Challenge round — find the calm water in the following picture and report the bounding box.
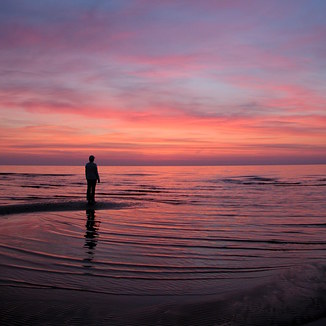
[1,165,326,324]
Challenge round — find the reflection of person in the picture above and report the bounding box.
[85,155,100,204]
[83,208,100,268]
[84,209,99,250]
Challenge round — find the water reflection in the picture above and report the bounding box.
[83,208,100,269]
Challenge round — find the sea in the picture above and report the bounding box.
[0,165,326,325]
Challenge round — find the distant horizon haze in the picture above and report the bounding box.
[1,155,325,166]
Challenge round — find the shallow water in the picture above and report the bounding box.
[0,165,326,324]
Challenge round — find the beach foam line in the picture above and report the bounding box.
[0,201,131,216]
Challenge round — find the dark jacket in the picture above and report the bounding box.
[85,162,100,181]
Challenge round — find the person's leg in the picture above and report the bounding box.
[91,180,96,202]
[87,180,92,201]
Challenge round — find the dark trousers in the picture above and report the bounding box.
[87,179,97,202]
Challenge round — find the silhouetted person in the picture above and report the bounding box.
[85,155,100,204]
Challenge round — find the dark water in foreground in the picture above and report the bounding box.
[0,165,326,325]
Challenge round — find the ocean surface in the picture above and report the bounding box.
[1,165,326,325]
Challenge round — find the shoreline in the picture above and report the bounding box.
[0,201,131,216]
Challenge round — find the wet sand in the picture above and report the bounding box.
[305,318,326,326]
[1,204,326,325]
[1,285,326,326]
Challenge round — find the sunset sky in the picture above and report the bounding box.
[1,0,326,165]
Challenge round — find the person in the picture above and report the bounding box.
[85,155,100,204]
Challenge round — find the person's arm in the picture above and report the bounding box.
[96,166,100,183]
[85,165,87,179]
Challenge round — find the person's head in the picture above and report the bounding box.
[89,155,95,162]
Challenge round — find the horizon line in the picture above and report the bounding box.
[1,163,325,167]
